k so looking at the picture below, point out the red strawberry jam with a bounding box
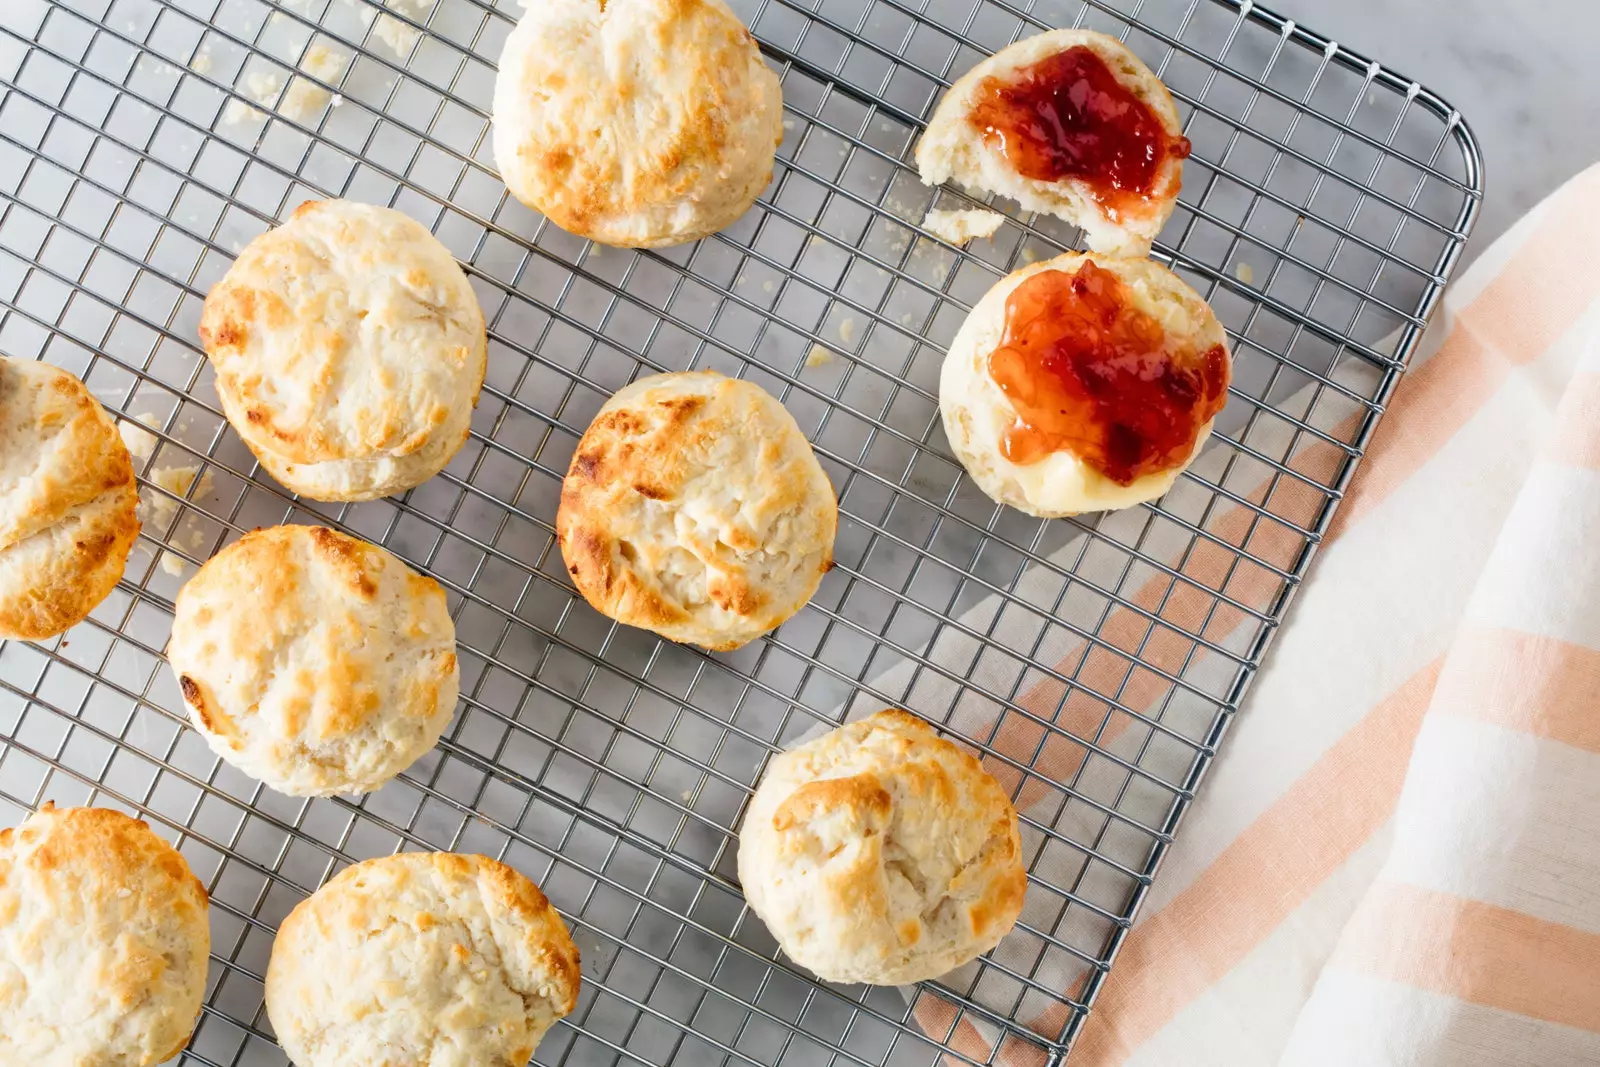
[987,259,1229,485]
[968,45,1190,215]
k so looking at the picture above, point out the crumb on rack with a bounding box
[806,344,834,368]
[160,527,211,576]
[343,0,378,25]
[374,14,420,55]
[118,413,161,460]
[189,50,212,76]
[838,317,856,345]
[135,55,180,79]
[143,465,214,530]
[244,69,284,108]
[280,42,348,121]
[1234,261,1255,285]
[223,98,264,126]
[373,0,434,55]
[922,207,1006,244]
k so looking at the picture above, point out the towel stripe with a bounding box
[1543,371,1600,470]
[1066,659,1442,1065]
[1432,626,1600,753]
[1329,164,1600,540]
[1331,880,1600,1033]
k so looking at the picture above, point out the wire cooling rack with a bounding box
[0,0,1480,1062]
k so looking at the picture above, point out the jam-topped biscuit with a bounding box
[988,259,1228,484]
[941,252,1231,517]
[917,29,1188,255]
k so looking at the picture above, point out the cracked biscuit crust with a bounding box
[198,199,486,501]
[737,709,1027,985]
[0,804,210,1067]
[167,524,459,796]
[492,0,783,247]
[265,852,580,1067]
[0,357,140,640]
[556,371,836,651]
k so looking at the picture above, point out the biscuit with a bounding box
[198,199,486,501]
[265,852,580,1067]
[737,709,1026,985]
[0,804,210,1067]
[493,0,783,247]
[556,371,836,651]
[167,524,459,796]
[916,29,1187,256]
[0,357,140,640]
[941,251,1230,517]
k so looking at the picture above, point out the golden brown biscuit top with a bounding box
[0,804,210,1067]
[0,356,135,552]
[737,709,1027,984]
[556,370,836,650]
[167,524,458,795]
[492,0,783,242]
[198,199,486,466]
[266,852,580,1067]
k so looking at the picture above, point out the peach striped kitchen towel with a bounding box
[1066,161,1600,1067]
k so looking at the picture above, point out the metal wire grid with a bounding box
[0,0,1479,1062]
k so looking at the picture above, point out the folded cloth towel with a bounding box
[1063,163,1600,1067]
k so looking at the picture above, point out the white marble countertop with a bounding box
[1268,0,1600,267]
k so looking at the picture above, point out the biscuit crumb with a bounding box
[136,55,180,79]
[281,79,328,121]
[223,98,266,126]
[245,69,285,108]
[374,0,433,54]
[280,43,347,121]
[922,208,1005,244]
[838,318,856,345]
[762,280,774,293]
[118,414,160,460]
[806,345,834,368]
[1020,247,1038,263]
[303,42,348,82]
[189,50,212,75]
[1234,261,1255,285]
[374,14,420,54]
[159,551,190,577]
[143,465,213,530]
